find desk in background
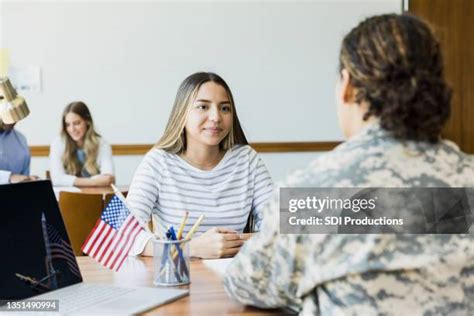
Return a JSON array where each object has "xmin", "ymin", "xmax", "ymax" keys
[
  {"xmin": 54, "ymin": 185, "xmax": 128, "ymax": 202},
  {"xmin": 77, "ymin": 256, "xmax": 289, "ymax": 315}
]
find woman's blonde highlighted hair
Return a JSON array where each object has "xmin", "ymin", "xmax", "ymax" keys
[
  {"xmin": 156, "ymin": 72, "xmax": 248, "ymax": 154},
  {"xmin": 61, "ymin": 101, "xmax": 101, "ymax": 176}
]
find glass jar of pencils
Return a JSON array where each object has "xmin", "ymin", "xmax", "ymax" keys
[{"xmin": 153, "ymin": 238, "xmax": 191, "ymax": 286}]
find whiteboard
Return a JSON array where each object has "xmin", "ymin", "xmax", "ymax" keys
[{"xmin": 1, "ymin": 1, "xmax": 402, "ymax": 145}]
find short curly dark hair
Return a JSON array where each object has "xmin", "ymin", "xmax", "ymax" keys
[{"xmin": 339, "ymin": 13, "xmax": 452, "ymax": 143}]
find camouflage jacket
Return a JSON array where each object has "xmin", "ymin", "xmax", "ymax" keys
[{"xmin": 224, "ymin": 124, "xmax": 474, "ymax": 315}]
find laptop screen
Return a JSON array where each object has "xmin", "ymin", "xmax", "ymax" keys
[{"xmin": 0, "ymin": 181, "xmax": 82, "ymax": 301}]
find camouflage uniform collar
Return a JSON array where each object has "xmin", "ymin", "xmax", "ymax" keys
[
  {"xmin": 342, "ymin": 121, "xmax": 443, "ymax": 155},
  {"xmin": 352, "ymin": 121, "xmax": 386, "ymax": 140},
  {"xmin": 339, "ymin": 121, "xmax": 388, "ymax": 148}
]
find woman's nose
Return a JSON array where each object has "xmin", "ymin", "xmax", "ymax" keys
[{"xmin": 208, "ymin": 107, "xmax": 221, "ymax": 122}]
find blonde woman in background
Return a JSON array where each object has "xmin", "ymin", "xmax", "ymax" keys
[
  {"xmin": 49, "ymin": 101, "xmax": 114, "ymax": 187},
  {"xmin": 127, "ymin": 72, "xmax": 273, "ymax": 259}
]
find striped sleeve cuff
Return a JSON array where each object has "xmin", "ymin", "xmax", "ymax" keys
[{"xmin": 129, "ymin": 230, "xmax": 153, "ymax": 256}]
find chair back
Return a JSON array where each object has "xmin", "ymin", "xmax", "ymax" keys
[
  {"xmin": 104, "ymin": 191, "xmax": 128, "ymax": 206},
  {"xmin": 58, "ymin": 191, "xmax": 104, "ymax": 256}
]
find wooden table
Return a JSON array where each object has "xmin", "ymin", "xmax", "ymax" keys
[{"xmin": 77, "ymin": 256, "xmax": 289, "ymax": 315}]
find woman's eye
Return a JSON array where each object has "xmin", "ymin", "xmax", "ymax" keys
[
  {"xmin": 221, "ymin": 105, "xmax": 231, "ymax": 112},
  {"xmin": 196, "ymin": 104, "xmax": 208, "ymax": 110}
]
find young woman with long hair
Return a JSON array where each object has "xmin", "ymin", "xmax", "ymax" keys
[
  {"xmin": 127, "ymin": 72, "xmax": 273, "ymax": 259},
  {"xmin": 49, "ymin": 101, "xmax": 115, "ymax": 187}
]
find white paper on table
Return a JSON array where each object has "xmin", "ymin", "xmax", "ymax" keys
[{"xmin": 202, "ymin": 258, "xmax": 234, "ymax": 278}]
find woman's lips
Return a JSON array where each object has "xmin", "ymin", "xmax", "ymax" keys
[{"xmin": 205, "ymin": 127, "xmax": 222, "ymax": 134}]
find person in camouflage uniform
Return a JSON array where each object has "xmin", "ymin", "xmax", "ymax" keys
[{"xmin": 223, "ymin": 14, "xmax": 474, "ymax": 315}]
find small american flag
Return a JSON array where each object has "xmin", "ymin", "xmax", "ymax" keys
[
  {"xmin": 81, "ymin": 195, "xmax": 145, "ymax": 271},
  {"xmin": 43, "ymin": 217, "xmax": 81, "ymax": 278}
]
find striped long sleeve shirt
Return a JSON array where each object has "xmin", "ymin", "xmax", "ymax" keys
[{"xmin": 127, "ymin": 145, "xmax": 273, "ymax": 254}]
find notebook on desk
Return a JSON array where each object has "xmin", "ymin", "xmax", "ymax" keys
[
  {"xmin": 202, "ymin": 258, "xmax": 234, "ymax": 278},
  {"xmin": 0, "ymin": 180, "xmax": 188, "ymax": 315}
]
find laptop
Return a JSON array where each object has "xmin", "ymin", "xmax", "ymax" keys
[{"xmin": 0, "ymin": 180, "xmax": 188, "ymax": 314}]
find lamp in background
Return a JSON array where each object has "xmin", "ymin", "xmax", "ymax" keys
[{"xmin": 0, "ymin": 49, "xmax": 29, "ymax": 124}]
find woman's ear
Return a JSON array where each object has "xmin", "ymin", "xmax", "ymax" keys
[{"xmin": 339, "ymin": 69, "xmax": 355, "ymax": 105}]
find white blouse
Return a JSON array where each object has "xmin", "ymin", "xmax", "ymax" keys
[{"xmin": 49, "ymin": 136, "xmax": 114, "ymax": 187}]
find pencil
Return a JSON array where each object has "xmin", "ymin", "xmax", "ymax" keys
[
  {"xmin": 169, "ymin": 226, "xmax": 190, "ymax": 277},
  {"xmin": 168, "ymin": 214, "xmax": 205, "ymax": 262},
  {"xmin": 184, "ymin": 214, "xmax": 205, "ymax": 240},
  {"xmin": 177, "ymin": 211, "xmax": 189, "ymax": 240}
]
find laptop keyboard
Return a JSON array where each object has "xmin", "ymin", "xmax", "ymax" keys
[{"xmin": 41, "ymin": 283, "xmax": 136, "ymax": 314}]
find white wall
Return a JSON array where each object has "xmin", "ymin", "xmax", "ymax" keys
[
  {"xmin": 3, "ymin": 1, "xmax": 401, "ymax": 184},
  {"xmin": 2, "ymin": 1, "xmax": 401, "ymax": 144}
]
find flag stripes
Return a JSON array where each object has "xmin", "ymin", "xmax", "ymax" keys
[
  {"xmin": 45, "ymin": 222, "xmax": 81, "ymax": 277},
  {"xmin": 81, "ymin": 195, "xmax": 145, "ymax": 271}
]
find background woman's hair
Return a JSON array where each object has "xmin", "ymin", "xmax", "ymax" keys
[
  {"xmin": 156, "ymin": 72, "xmax": 248, "ymax": 154},
  {"xmin": 61, "ymin": 101, "xmax": 101, "ymax": 176},
  {"xmin": 339, "ymin": 13, "xmax": 452, "ymax": 142}
]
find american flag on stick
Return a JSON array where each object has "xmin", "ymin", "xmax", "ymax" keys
[{"xmin": 82, "ymin": 195, "xmax": 146, "ymax": 271}]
